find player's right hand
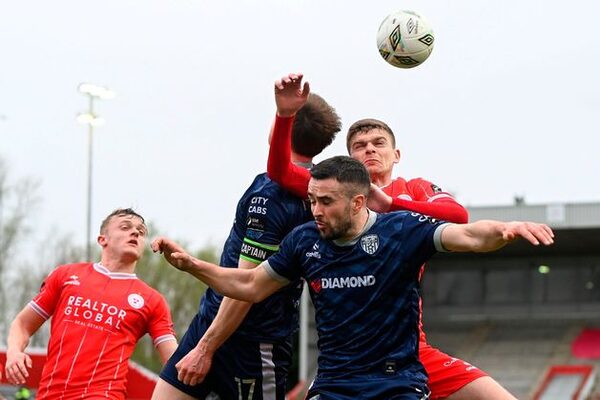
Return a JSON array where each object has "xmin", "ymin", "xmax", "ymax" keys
[
  {"xmin": 5, "ymin": 350, "xmax": 32, "ymax": 385},
  {"xmin": 151, "ymin": 237, "xmax": 193, "ymax": 272},
  {"xmin": 275, "ymin": 73, "xmax": 310, "ymax": 118},
  {"xmin": 175, "ymin": 342, "xmax": 213, "ymax": 386}
]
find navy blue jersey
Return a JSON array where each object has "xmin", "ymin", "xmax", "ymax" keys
[
  {"xmin": 200, "ymin": 173, "xmax": 311, "ymax": 342},
  {"xmin": 265, "ymin": 211, "xmax": 448, "ymax": 381}
]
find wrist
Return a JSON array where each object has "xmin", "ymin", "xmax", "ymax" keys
[
  {"xmin": 276, "ymin": 111, "xmax": 296, "ymax": 118},
  {"xmin": 197, "ymin": 335, "xmax": 218, "ymax": 355}
]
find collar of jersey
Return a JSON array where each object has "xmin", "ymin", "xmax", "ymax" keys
[
  {"xmin": 293, "ymin": 161, "xmax": 313, "ymax": 169},
  {"xmin": 94, "ymin": 263, "xmax": 138, "ymax": 279},
  {"xmin": 332, "ymin": 209, "xmax": 378, "ymax": 247}
]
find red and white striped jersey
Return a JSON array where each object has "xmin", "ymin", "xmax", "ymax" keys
[{"xmin": 29, "ymin": 262, "xmax": 175, "ymax": 400}]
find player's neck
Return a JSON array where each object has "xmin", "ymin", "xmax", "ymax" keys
[
  {"xmin": 343, "ymin": 208, "xmax": 370, "ymax": 241},
  {"xmin": 370, "ymin": 172, "xmax": 393, "ymax": 188},
  {"xmin": 100, "ymin": 254, "xmax": 137, "ymax": 274}
]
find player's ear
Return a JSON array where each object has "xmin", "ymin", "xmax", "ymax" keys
[
  {"xmin": 97, "ymin": 234, "xmax": 107, "ymax": 248},
  {"xmin": 394, "ymin": 148, "xmax": 401, "ymax": 164},
  {"xmin": 352, "ymin": 194, "xmax": 366, "ymax": 213}
]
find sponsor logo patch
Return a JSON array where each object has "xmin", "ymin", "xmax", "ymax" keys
[
  {"xmin": 246, "ymin": 216, "xmax": 266, "ymax": 231},
  {"xmin": 310, "ymin": 279, "xmax": 322, "ymax": 294}
]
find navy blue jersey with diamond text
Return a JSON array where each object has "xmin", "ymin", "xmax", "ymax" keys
[{"xmin": 265, "ymin": 211, "xmax": 448, "ymax": 382}]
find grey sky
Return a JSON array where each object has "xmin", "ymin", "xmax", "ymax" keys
[{"xmin": 2, "ymin": 0, "xmax": 598, "ymax": 252}]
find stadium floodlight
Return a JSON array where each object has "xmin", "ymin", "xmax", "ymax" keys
[
  {"xmin": 77, "ymin": 83, "xmax": 115, "ymax": 260},
  {"xmin": 78, "ymin": 83, "xmax": 116, "ymax": 100},
  {"xmin": 538, "ymin": 265, "xmax": 551, "ymax": 274}
]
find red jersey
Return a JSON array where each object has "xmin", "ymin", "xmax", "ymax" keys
[
  {"xmin": 383, "ymin": 177, "xmax": 458, "ymax": 344},
  {"xmin": 29, "ymin": 263, "xmax": 175, "ymax": 400}
]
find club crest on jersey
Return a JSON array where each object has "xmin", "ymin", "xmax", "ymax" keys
[
  {"xmin": 360, "ymin": 234, "xmax": 379, "ymax": 255},
  {"xmin": 128, "ymin": 293, "xmax": 145, "ymax": 309}
]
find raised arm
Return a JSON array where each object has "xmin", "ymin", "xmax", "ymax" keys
[
  {"xmin": 441, "ymin": 220, "xmax": 554, "ymax": 253},
  {"xmin": 266, "ymin": 73, "xmax": 311, "ymax": 198},
  {"xmin": 267, "ymin": 115, "xmax": 311, "ymax": 198},
  {"xmin": 152, "ymin": 237, "xmax": 285, "ymax": 303}
]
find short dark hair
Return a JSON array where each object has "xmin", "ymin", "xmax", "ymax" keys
[
  {"xmin": 310, "ymin": 156, "xmax": 371, "ymax": 197},
  {"xmin": 100, "ymin": 208, "xmax": 145, "ymax": 234},
  {"xmin": 292, "ymin": 93, "xmax": 341, "ymax": 158},
  {"xmin": 346, "ymin": 118, "xmax": 396, "ymax": 153}
]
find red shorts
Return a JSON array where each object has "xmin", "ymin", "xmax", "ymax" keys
[{"xmin": 420, "ymin": 342, "xmax": 488, "ymax": 399}]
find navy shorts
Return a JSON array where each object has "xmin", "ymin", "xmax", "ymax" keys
[
  {"xmin": 160, "ymin": 313, "xmax": 293, "ymax": 400},
  {"xmin": 306, "ymin": 374, "xmax": 430, "ymax": 400}
]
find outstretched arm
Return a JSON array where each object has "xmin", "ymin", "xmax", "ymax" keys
[
  {"xmin": 152, "ymin": 237, "xmax": 285, "ymax": 303},
  {"xmin": 441, "ymin": 220, "xmax": 554, "ymax": 253},
  {"xmin": 266, "ymin": 73, "xmax": 311, "ymax": 198},
  {"xmin": 368, "ymin": 184, "xmax": 469, "ymax": 223},
  {"xmin": 5, "ymin": 307, "xmax": 45, "ymax": 384},
  {"xmin": 390, "ymin": 197, "xmax": 468, "ymax": 223}
]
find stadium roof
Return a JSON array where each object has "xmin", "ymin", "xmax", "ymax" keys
[
  {"xmin": 467, "ymin": 201, "xmax": 600, "ymax": 229},
  {"xmin": 464, "ymin": 202, "xmax": 600, "ymax": 257}
]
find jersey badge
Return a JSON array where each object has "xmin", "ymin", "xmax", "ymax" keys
[
  {"xmin": 360, "ymin": 234, "xmax": 379, "ymax": 255},
  {"xmin": 128, "ymin": 293, "xmax": 145, "ymax": 309},
  {"xmin": 430, "ymin": 183, "xmax": 443, "ymax": 193}
]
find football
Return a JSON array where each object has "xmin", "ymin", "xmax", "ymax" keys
[{"xmin": 376, "ymin": 10, "xmax": 435, "ymax": 69}]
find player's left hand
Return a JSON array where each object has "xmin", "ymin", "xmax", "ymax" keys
[
  {"xmin": 366, "ymin": 183, "xmax": 392, "ymax": 212},
  {"xmin": 502, "ymin": 221, "xmax": 554, "ymax": 246}
]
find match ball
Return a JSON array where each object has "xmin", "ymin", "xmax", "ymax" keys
[{"xmin": 376, "ymin": 10, "xmax": 435, "ymax": 69}]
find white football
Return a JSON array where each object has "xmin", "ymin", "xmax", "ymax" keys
[{"xmin": 376, "ymin": 10, "xmax": 435, "ymax": 69}]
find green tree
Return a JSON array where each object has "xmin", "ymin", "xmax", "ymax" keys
[
  {"xmin": 131, "ymin": 234, "xmax": 219, "ymax": 371},
  {"xmin": 0, "ymin": 157, "xmax": 40, "ymax": 341}
]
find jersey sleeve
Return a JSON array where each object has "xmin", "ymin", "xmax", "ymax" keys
[
  {"xmin": 28, "ymin": 266, "xmax": 65, "ymax": 320},
  {"xmin": 147, "ymin": 293, "xmax": 176, "ymax": 347},
  {"xmin": 390, "ymin": 178, "xmax": 468, "ymax": 223},
  {"xmin": 266, "ymin": 114, "xmax": 311, "ymax": 199},
  {"xmin": 398, "ymin": 213, "xmax": 451, "ymax": 268},
  {"xmin": 262, "ymin": 227, "xmax": 304, "ymax": 284},
  {"xmin": 240, "ymin": 191, "xmax": 297, "ymax": 265}
]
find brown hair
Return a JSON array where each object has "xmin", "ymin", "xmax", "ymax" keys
[
  {"xmin": 292, "ymin": 93, "xmax": 341, "ymax": 158},
  {"xmin": 346, "ymin": 118, "xmax": 396, "ymax": 153},
  {"xmin": 99, "ymin": 208, "xmax": 145, "ymax": 234}
]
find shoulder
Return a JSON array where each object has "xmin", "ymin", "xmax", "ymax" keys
[
  {"xmin": 281, "ymin": 220, "xmax": 319, "ymax": 246},
  {"xmin": 131, "ymin": 279, "xmax": 168, "ymax": 307},
  {"xmin": 50, "ymin": 262, "xmax": 92, "ymax": 276}
]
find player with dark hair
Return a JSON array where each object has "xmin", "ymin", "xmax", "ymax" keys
[
  {"xmin": 152, "ymin": 155, "xmax": 554, "ymax": 400},
  {"xmin": 5, "ymin": 208, "xmax": 177, "ymax": 400},
  {"xmin": 266, "ymin": 76, "xmax": 517, "ymax": 399},
  {"xmin": 151, "ymin": 75, "xmax": 341, "ymax": 400}
]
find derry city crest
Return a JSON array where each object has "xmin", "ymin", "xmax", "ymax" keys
[{"xmin": 360, "ymin": 234, "xmax": 379, "ymax": 255}]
